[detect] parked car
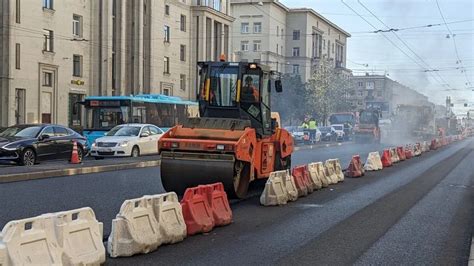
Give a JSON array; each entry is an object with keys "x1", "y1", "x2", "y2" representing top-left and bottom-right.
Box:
[
  {"x1": 0, "y1": 124, "x2": 88, "y2": 166},
  {"x1": 331, "y1": 124, "x2": 345, "y2": 141},
  {"x1": 319, "y1": 126, "x2": 335, "y2": 141},
  {"x1": 90, "y1": 124, "x2": 164, "y2": 159}
]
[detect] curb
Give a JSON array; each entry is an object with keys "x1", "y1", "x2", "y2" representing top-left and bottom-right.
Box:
[
  {"x1": 0, "y1": 160, "x2": 161, "y2": 183},
  {"x1": 469, "y1": 237, "x2": 474, "y2": 266}
]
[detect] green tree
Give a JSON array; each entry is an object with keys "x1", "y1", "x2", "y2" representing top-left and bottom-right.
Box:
[
  {"x1": 271, "y1": 73, "x2": 307, "y2": 126},
  {"x1": 306, "y1": 58, "x2": 352, "y2": 125}
]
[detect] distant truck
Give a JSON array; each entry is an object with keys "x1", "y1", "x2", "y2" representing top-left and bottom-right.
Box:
[
  {"x1": 391, "y1": 104, "x2": 435, "y2": 139},
  {"x1": 329, "y1": 112, "x2": 355, "y2": 140},
  {"x1": 353, "y1": 109, "x2": 381, "y2": 143}
]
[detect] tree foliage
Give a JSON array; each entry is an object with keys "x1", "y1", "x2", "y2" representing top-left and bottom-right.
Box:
[{"x1": 272, "y1": 58, "x2": 352, "y2": 126}]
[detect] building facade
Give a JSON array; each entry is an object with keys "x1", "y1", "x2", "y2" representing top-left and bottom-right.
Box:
[
  {"x1": 230, "y1": 0, "x2": 350, "y2": 82},
  {"x1": 0, "y1": 0, "x2": 233, "y2": 127},
  {"x1": 350, "y1": 74, "x2": 433, "y2": 116}
]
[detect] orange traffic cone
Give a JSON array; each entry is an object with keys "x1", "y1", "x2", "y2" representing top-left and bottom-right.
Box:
[{"x1": 70, "y1": 141, "x2": 81, "y2": 164}]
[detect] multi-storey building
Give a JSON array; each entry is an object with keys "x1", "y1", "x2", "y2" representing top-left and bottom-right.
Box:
[
  {"x1": 350, "y1": 74, "x2": 433, "y2": 116},
  {"x1": 0, "y1": 0, "x2": 234, "y2": 127},
  {"x1": 230, "y1": 0, "x2": 351, "y2": 82}
]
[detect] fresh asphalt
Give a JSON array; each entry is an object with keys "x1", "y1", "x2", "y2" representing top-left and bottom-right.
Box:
[{"x1": 0, "y1": 140, "x2": 472, "y2": 265}]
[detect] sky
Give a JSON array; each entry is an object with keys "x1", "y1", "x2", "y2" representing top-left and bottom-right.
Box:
[{"x1": 281, "y1": 0, "x2": 474, "y2": 115}]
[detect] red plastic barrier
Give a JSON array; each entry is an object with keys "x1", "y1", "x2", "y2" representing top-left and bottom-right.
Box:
[
  {"x1": 181, "y1": 187, "x2": 215, "y2": 236},
  {"x1": 292, "y1": 166, "x2": 310, "y2": 197},
  {"x1": 430, "y1": 139, "x2": 438, "y2": 150},
  {"x1": 381, "y1": 149, "x2": 392, "y2": 167},
  {"x1": 396, "y1": 146, "x2": 406, "y2": 161},
  {"x1": 200, "y1": 183, "x2": 232, "y2": 227},
  {"x1": 346, "y1": 155, "x2": 364, "y2": 178},
  {"x1": 405, "y1": 146, "x2": 413, "y2": 159}
]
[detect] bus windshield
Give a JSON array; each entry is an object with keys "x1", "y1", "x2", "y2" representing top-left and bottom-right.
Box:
[{"x1": 86, "y1": 107, "x2": 130, "y2": 130}]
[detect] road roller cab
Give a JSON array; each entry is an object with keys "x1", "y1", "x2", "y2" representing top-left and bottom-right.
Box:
[{"x1": 159, "y1": 61, "x2": 294, "y2": 198}]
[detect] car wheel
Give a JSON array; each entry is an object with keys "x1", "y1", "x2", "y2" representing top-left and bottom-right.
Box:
[
  {"x1": 77, "y1": 146, "x2": 84, "y2": 163},
  {"x1": 131, "y1": 146, "x2": 140, "y2": 157},
  {"x1": 19, "y1": 148, "x2": 36, "y2": 166}
]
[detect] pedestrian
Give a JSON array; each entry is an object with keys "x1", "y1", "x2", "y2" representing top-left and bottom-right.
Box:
[{"x1": 308, "y1": 118, "x2": 318, "y2": 143}]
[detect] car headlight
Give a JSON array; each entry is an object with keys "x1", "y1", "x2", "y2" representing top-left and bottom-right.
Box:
[
  {"x1": 119, "y1": 141, "x2": 129, "y2": 147},
  {"x1": 91, "y1": 142, "x2": 97, "y2": 148},
  {"x1": 2, "y1": 143, "x2": 19, "y2": 151}
]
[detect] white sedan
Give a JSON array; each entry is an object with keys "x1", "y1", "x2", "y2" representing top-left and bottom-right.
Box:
[{"x1": 90, "y1": 124, "x2": 164, "y2": 159}]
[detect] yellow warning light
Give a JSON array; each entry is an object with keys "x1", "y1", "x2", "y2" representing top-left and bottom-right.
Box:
[{"x1": 219, "y1": 54, "x2": 226, "y2": 62}]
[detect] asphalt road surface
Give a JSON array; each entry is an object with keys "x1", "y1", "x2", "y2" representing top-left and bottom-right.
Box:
[{"x1": 0, "y1": 139, "x2": 472, "y2": 265}]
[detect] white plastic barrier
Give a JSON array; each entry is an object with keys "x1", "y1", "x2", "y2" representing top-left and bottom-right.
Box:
[
  {"x1": 308, "y1": 162, "x2": 329, "y2": 188},
  {"x1": 332, "y1": 159, "x2": 345, "y2": 182},
  {"x1": 390, "y1": 148, "x2": 400, "y2": 163},
  {"x1": 364, "y1": 152, "x2": 383, "y2": 171},
  {"x1": 260, "y1": 170, "x2": 289, "y2": 206},
  {"x1": 324, "y1": 160, "x2": 339, "y2": 184},
  {"x1": 149, "y1": 193, "x2": 187, "y2": 244},
  {"x1": 0, "y1": 214, "x2": 62, "y2": 265},
  {"x1": 414, "y1": 144, "x2": 422, "y2": 156},
  {"x1": 108, "y1": 197, "x2": 161, "y2": 257},
  {"x1": 108, "y1": 192, "x2": 186, "y2": 257},
  {"x1": 0, "y1": 207, "x2": 105, "y2": 266},
  {"x1": 283, "y1": 170, "x2": 298, "y2": 201},
  {"x1": 54, "y1": 207, "x2": 106, "y2": 265},
  {"x1": 423, "y1": 141, "x2": 430, "y2": 152}
]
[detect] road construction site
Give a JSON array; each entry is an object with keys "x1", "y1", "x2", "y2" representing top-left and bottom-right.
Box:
[{"x1": 0, "y1": 136, "x2": 472, "y2": 265}]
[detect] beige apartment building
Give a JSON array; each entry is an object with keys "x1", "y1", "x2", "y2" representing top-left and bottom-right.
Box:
[
  {"x1": 0, "y1": 0, "x2": 234, "y2": 127},
  {"x1": 230, "y1": 0, "x2": 351, "y2": 82},
  {"x1": 350, "y1": 74, "x2": 433, "y2": 116}
]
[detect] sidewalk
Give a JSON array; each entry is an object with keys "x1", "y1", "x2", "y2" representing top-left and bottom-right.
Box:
[{"x1": 0, "y1": 155, "x2": 161, "y2": 183}]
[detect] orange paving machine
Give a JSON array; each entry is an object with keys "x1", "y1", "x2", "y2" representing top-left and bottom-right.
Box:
[{"x1": 159, "y1": 61, "x2": 294, "y2": 198}]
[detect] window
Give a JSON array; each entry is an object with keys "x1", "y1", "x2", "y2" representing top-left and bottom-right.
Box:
[
  {"x1": 165, "y1": 5, "x2": 170, "y2": 15},
  {"x1": 293, "y1": 30, "x2": 300, "y2": 40},
  {"x1": 358, "y1": 81, "x2": 364, "y2": 87},
  {"x1": 180, "y1": 15, "x2": 186, "y2": 32},
  {"x1": 180, "y1": 45, "x2": 186, "y2": 61},
  {"x1": 41, "y1": 127, "x2": 55, "y2": 137},
  {"x1": 253, "y1": 22, "x2": 262, "y2": 33},
  {"x1": 73, "y1": 14, "x2": 82, "y2": 37},
  {"x1": 213, "y1": 0, "x2": 221, "y2": 11},
  {"x1": 43, "y1": 72, "x2": 53, "y2": 86},
  {"x1": 164, "y1": 57, "x2": 170, "y2": 74},
  {"x1": 180, "y1": 74, "x2": 186, "y2": 91},
  {"x1": 54, "y1": 127, "x2": 69, "y2": 137},
  {"x1": 42, "y1": 0, "x2": 53, "y2": 9},
  {"x1": 68, "y1": 93, "x2": 83, "y2": 127},
  {"x1": 43, "y1": 29, "x2": 53, "y2": 52},
  {"x1": 276, "y1": 44, "x2": 278, "y2": 54},
  {"x1": 292, "y1": 65, "x2": 300, "y2": 74},
  {"x1": 15, "y1": 43, "x2": 20, "y2": 69},
  {"x1": 332, "y1": 43, "x2": 335, "y2": 53},
  {"x1": 366, "y1": 82, "x2": 375, "y2": 90},
  {"x1": 163, "y1": 88, "x2": 170, "y2": 96},
  {"x1": 241, "y1": 41, "x2": 249, "y2": 51},
  {"x1": 292, "y1": 47, "x2": 300, "y2": 57},
  {"x1": 241, "y1": 23, "x2": 249, "y2": 33},
  {"x1": 164, "y1": 25, "x2": 170, "y2": 42},
  {"x1": 73, "y1": 55, "x2": 82, "y2": 77},
  {"x1": 312, "y1": 32, "x2": 322, "y2": 58},
  {"x1": 16, "y1": 0, "x2": 20, "y2": 23},
  {"x1": 277, "y1": 26, "x2": 279, "y2": 36},
  {"x1": 281, "y1": 29, "x2": 284, "y2": 39},
  {"x1": 253, "y1": 41, "x2": 261, "y2": 52}
]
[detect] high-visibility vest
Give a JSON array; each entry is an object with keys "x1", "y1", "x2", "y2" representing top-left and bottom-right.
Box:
[
  {"x1": 301, "y1": 122, "x2": 309, "y2": 129},
  {"x1": 308, "y1": 120, "x2": 317, "y2": 129}
]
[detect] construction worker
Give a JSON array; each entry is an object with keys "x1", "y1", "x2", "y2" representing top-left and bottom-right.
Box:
[
  {"x1": 242, "y1": 76, "x2": 260, "y2": 102},
  {"x1": 301, "y1": 119, "x2": 309, "y2": 129},
  {"x1": 308, "y1": 118, "x2": 318, "y2": 143}
]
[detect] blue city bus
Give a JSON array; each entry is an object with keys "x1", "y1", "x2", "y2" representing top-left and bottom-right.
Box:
[{"x1": 76, "y1": 94, "x2": 199, "y2": 145}]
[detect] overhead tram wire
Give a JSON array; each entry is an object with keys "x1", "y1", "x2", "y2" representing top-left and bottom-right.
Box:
[
  {"x1": 435, "y1": 0, "x2": 472, "y2": 87},
  {"x1": 340, "y1": 0, "x2": 447, "y2": 88},
  {"x1": 356, "y1": 0, "x2": 454, "y2": 89}
]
